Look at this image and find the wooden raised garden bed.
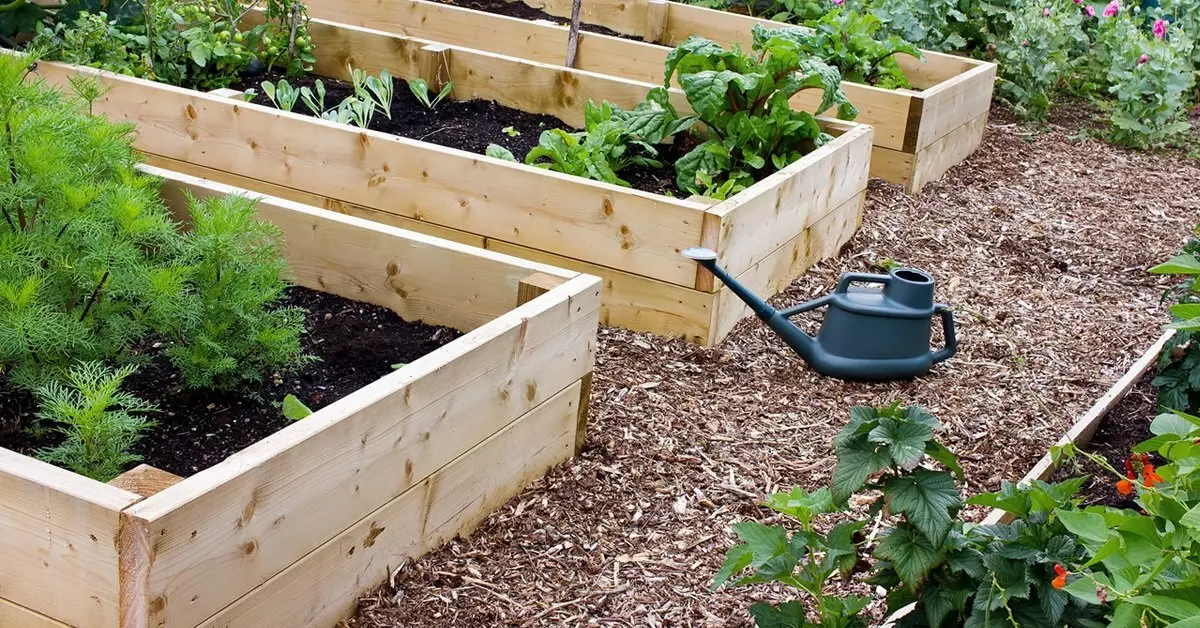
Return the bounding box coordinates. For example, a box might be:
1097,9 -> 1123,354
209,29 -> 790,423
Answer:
0,166 -> 601,628
302,0 -> 996,193
980,329 -> 1175,525
20,22 -> 873,347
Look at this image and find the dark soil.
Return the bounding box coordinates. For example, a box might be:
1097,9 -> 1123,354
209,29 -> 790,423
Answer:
430,0 -> 629,38
1049,373 -> 1160,508
229,72 -> 681,195
0,287 -> 460,477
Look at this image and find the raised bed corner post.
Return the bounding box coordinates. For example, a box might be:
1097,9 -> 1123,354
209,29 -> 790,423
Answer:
516,272 -> 594,455
644,0 -> 669,43
418,43 -> 452,94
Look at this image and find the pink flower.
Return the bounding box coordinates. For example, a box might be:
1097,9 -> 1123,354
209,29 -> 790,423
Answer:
1154,18 -> 1168,39
1103,0 -> 1119,17
1022,39 -> 1031,46
1139,53 -> 1150,64
1086,5 -> 1096,15
1043,7 -> 1051,15
1073,0 -> 1081,3
831,0 -> 844,4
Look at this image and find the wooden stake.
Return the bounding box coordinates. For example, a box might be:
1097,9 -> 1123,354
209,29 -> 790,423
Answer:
417,43 -> 452,93
643,0 -> 669,43
517,272 -> 568,306
108,464 -> 183,499
565,0 -> 582,68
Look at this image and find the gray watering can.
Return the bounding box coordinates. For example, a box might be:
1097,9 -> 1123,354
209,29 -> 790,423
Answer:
683,248 -> 957,381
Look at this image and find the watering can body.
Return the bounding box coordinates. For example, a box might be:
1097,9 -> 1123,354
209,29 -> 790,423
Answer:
683,249 -> 957,381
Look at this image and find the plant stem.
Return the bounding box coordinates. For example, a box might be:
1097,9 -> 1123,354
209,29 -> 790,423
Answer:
79,270 -> 111,322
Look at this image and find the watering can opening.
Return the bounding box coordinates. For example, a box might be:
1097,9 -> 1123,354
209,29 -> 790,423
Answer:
891,269 -> 933,285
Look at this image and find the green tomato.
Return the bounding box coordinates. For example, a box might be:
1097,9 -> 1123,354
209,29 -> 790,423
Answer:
233,32 -> 244,43
267,46 -> 279,57
218,30 -> 229,40
296,36 -> 310,47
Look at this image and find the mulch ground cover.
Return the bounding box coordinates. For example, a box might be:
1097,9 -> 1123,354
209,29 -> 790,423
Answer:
0,288 -> 460,477
344,102 -> 1200,627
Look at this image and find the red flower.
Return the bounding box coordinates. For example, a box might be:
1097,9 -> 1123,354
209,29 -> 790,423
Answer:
1143,463 -> 1163,488
1116,478 -> 1135,495
1052,564 -> 1068,589
1097,586 -> 1108,603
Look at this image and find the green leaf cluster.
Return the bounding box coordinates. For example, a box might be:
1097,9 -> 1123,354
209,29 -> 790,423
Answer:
490,88 -> 695,188
32,360 -> 156,481
1150,227 -> 1200,414
991,1 -> 1088,121
27,0 -> 316,91
763,9 -> 925,89
665,26 -> 857,198
2,54 -> 313,472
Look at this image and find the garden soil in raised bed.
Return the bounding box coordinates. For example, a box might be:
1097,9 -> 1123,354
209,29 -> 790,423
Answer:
0,288 -> 460,477
346,103 -> 1200,627
1049,373 -> 1158,508
229,72 -> 681,196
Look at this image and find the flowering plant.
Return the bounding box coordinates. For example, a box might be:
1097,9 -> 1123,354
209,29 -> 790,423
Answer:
993,0 -> 1088,120
1096,11 -> 1196,147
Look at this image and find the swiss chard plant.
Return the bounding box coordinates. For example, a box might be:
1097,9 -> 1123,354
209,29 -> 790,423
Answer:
488,87 -> 695,187
756,10 -> 925,89
664,26 -> 857,199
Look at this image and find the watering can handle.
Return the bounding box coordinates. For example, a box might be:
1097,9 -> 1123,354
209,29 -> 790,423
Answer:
835,273 -> 891,294
931,304 -> 958,364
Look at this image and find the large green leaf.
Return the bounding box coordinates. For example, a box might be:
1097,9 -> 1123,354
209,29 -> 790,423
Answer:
884,469 -> 961,543
869,417 -> 932,470
711,543 -> 753,590
925,441 -> 964,480
1055,510 -> 1109,544
831,434 -> 893,504
875,523 -> 944,586
680,70 -> 742,120
1150,254 -> 1200,275
762,486 -> 836,525
1124,595 -> 1200,620
749,601 -> 808,628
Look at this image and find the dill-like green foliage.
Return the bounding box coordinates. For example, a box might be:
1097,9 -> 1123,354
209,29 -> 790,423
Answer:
163,192 -> 316,390
33,361 -> 157,481
0,54 -> 183,388
2,51 -> 313,400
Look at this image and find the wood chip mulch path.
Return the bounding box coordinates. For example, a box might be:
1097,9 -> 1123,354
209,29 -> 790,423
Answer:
347,107 -> 1200,627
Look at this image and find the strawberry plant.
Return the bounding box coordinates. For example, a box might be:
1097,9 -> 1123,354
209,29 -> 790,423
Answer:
663,26 -> 856,199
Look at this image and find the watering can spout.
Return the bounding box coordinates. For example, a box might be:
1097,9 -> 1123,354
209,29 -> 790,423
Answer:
682,247 -> 820,361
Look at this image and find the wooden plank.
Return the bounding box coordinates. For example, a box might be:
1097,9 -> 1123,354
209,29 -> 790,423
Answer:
518,272 -> 570,305
108,464 -> 183,499
711,190 -> 864,343
0,597 -> 71,628
895,51 -> 983,90
913,61 -> 997,152
979,330 -> 1175,525
708,123 -> 872,284
868,145 -> 915,188
196,378 -> 584,628
303,0 -> 669,84
486,239 -> 714,344
298,15 -> 689,130
149,166 -> 578,331
143,155 -> 488,248
0,449 -> 140,628
910,111 -> 989,194
28,60 -> 706,289
575,372 -> 595,453
301,0 -> 916,151
119,274 -> 601,628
